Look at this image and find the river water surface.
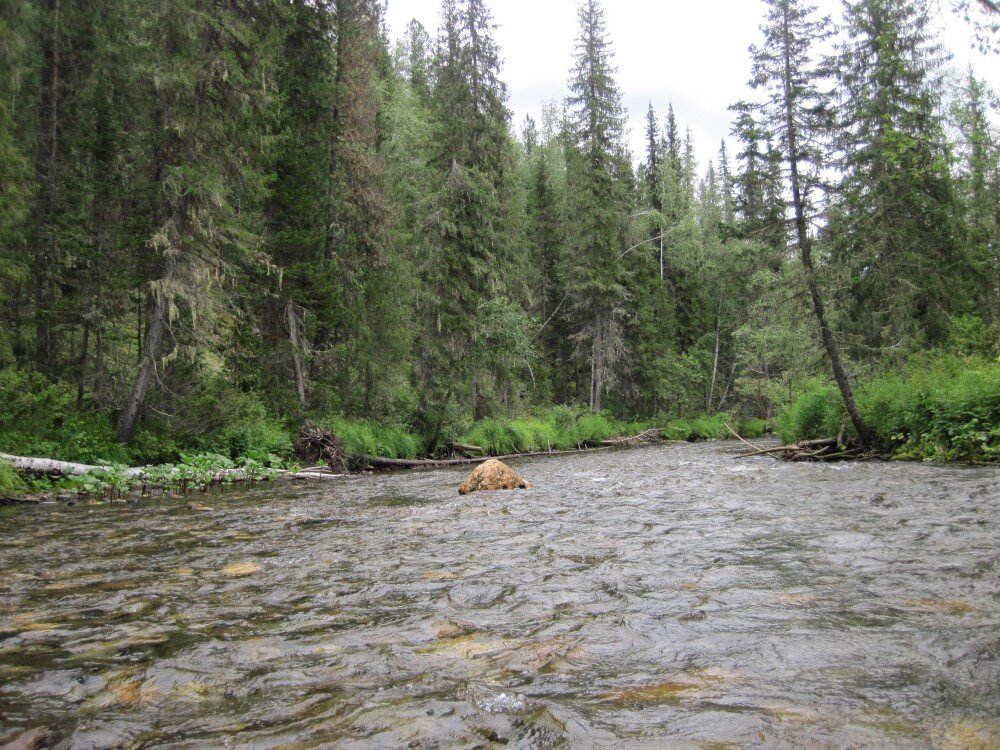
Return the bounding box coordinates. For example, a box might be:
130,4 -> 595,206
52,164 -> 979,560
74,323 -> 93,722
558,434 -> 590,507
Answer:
1,442 -> 998,749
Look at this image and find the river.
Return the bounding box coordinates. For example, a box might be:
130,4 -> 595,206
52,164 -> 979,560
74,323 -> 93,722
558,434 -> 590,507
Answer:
1,442 -> 998,748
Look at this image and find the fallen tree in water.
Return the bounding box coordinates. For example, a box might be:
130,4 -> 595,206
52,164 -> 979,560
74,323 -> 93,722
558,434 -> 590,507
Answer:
734,437 -> 868,462
0,451 -> 345,504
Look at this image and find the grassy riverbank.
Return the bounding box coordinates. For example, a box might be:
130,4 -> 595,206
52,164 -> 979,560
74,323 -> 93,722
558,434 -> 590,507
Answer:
779,355 -> 1000,463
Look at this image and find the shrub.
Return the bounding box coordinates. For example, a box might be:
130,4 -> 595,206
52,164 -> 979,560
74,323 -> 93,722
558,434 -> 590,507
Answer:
0,367 -> 130,464
689,414 -> 727,440
779,384 -> 845,443
659,419 -> 688,441
575,413 -> 618,444
737,417 -> 768,439
778,357 -> 1000,461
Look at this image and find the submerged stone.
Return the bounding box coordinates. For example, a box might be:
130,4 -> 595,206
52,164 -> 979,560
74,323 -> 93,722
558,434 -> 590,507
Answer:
221,562 -> 260,577
458,459 -> 530,495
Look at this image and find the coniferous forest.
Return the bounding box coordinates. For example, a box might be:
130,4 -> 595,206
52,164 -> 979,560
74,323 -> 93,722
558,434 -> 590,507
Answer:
1,0 -> 999,483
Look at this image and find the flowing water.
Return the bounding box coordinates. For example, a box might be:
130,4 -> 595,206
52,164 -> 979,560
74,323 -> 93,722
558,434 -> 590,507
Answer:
1,442 -> 998,749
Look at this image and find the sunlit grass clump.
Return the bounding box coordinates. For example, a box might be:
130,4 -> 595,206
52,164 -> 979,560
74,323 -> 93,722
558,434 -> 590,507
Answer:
324,418 -> 419,460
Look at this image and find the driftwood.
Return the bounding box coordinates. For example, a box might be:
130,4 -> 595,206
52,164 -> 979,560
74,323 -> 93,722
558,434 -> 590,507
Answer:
602,428 -> 662,447
296,422 -> 348,471
736,436 -> 864,462
447,441 -> 485,455
0,452 -> 343,489
362,444 -> 617,470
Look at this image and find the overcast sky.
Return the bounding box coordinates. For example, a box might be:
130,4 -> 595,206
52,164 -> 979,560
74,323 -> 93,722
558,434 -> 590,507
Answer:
384,0 -> 998,170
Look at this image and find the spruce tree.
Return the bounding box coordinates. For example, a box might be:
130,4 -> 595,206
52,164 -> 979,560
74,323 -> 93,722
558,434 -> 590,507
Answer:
750,0 -> 874,445
952,72 -> 1000,321
117,0 -> 277,441
419,0 -> 515,429
832,0 -> 969,350
564,0 -> 629,412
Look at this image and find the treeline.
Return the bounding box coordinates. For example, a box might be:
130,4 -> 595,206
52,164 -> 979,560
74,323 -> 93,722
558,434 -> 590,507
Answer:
0,0 -> 997,461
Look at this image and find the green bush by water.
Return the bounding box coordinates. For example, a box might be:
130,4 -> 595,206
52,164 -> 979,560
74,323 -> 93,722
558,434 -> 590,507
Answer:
779,357 -> 1000,462
325,418 -> 419,460
0,368 -> 131,465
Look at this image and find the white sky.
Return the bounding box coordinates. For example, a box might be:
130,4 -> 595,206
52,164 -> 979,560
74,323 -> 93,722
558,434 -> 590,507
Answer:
385,0 -> 999,169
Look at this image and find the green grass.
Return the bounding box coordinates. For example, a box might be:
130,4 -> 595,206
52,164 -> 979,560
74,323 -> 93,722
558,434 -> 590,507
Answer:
0,461 -> 26,495
324,418 -> 419,460
457,410 -> 645,456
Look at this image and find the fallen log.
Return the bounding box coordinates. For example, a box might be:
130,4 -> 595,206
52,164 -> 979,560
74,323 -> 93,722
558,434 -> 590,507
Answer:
364,455 -> 485,468
602,428 -> 662,447
736,444 -> 799,458
0,453 -> 146,478
0,452 -> 339,485
362,444 -> 617,470
448,442 -> 484,454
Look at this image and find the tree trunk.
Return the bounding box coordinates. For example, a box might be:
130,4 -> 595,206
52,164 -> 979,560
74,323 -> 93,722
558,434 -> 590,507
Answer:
117,260 -> 173,442
708,298 -> 722,410
592,307 -> 604,412
780,11 -> 874,447
471,374 -> 481,421
76,319 -> 90,409
286,299 -> 306,407
32,0 -> 62,375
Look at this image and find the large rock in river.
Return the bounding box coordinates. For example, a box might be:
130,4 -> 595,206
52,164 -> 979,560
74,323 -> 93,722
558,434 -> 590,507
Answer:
458,459 -> 530,495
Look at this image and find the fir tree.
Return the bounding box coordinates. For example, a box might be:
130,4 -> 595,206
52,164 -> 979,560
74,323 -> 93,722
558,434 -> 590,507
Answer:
952,72 -> 1000,320
832,0 -> 969,349
564,0 -> 629,412
419,0 -> 515,432
117,0 -> 277,441
750,0 -> 874,444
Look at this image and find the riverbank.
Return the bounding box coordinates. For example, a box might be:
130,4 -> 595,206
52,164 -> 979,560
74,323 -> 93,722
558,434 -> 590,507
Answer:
779,355 -> 1000,464
0,406 -> 769,504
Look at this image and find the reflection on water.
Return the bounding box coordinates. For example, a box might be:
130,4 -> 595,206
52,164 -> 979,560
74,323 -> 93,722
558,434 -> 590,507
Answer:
1,442 -> 998,748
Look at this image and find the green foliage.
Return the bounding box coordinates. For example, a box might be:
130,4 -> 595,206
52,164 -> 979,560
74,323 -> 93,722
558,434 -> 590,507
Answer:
0,0 -> 992,470
737,417 -> 768,439
458,409 -> 641,456
860,357 -> 1000,462
780,355 -> 1000,462
688,414 -> 728,440
0,461 -> 26,495
459,418 -> 532,456
0,368 -> 130,464
778,382 -> 846,443
662,420 -> 693,441
325,418 -> 419,460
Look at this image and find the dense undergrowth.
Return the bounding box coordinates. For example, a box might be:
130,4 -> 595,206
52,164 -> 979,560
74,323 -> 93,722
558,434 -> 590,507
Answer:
779,354 -> 1000,462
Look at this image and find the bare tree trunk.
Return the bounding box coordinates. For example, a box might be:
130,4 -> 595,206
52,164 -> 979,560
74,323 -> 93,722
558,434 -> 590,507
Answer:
286,299 -> 306,407
76,320 -> 90,409
33,0 -> 61,375
716,362 -> 738,411
592,308 -> 604,412
708,299 -> 722,411
780,11 -> 874,446
471,374 -> 481,421
117,260 -> 173,443
94,317 -> 104,406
